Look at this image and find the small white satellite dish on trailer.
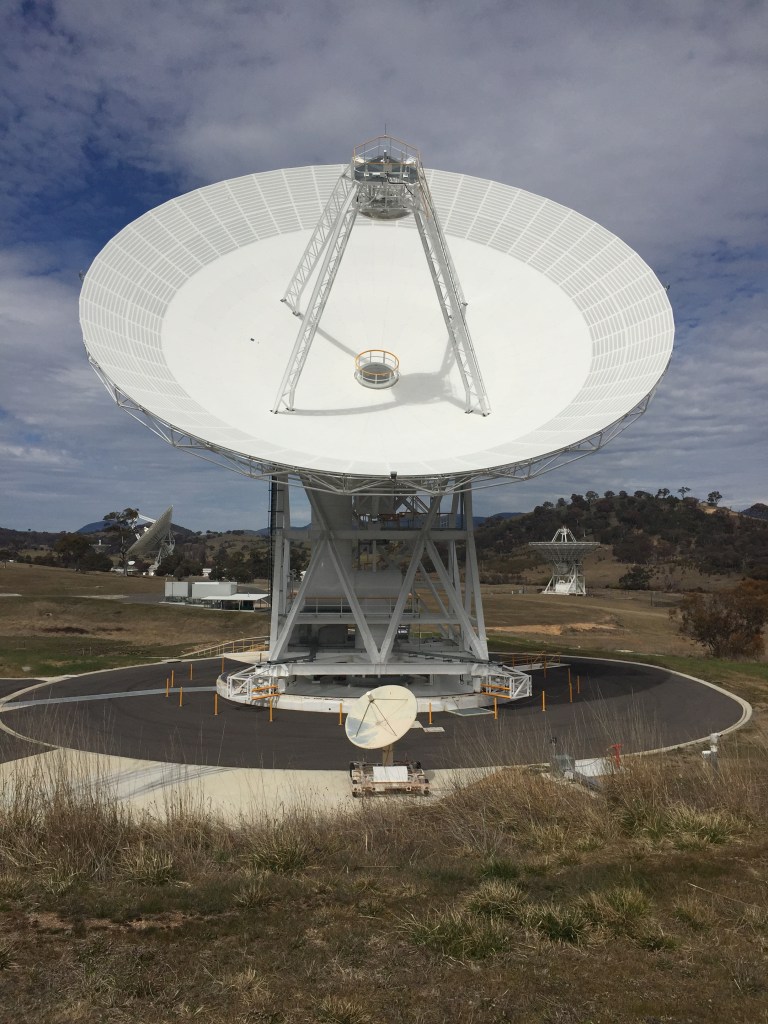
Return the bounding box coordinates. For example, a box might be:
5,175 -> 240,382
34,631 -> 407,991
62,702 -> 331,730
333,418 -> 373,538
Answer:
345,684 -> 428,796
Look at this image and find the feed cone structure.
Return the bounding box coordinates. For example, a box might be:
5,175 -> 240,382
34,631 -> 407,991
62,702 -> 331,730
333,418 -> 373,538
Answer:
80,136 -> 674,713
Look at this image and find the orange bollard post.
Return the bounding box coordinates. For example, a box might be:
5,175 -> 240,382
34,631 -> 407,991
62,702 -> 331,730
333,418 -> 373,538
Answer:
577,675 -> 581,695
339,702 -> 343,726
179,686 -> 183,708
494,696 -> 498,720
214,692 -> 219,716
569,681 -> 573,703
165,678 -> 169,698
171,668 -> 175,689
428,702 -> 432,725
189,663 -> 193,680
541,690 -> 546,712
269,696 -> 273,723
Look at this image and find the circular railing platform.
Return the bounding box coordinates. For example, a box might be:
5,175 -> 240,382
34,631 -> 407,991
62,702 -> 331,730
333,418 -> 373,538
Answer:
355,349 -> 400,389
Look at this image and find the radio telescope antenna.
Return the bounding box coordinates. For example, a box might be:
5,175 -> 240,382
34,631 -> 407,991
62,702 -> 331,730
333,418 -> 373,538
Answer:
529,526 -> 600,596
80,133 -> 674,716
126,505 -> 175,575
275,136 -> 490,416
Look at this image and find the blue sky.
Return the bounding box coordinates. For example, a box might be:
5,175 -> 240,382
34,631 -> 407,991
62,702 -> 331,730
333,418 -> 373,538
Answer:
1,0 -> 766,532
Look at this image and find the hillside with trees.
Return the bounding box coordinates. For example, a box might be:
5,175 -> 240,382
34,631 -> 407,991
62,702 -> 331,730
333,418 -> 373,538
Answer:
4,490 -> 768,587
475,490 -> 768,585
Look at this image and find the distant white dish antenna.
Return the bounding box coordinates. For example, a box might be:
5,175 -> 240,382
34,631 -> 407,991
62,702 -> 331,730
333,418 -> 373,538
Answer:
345,684 -> 418,750
127,505 -> 175,575
529,526 -> 600,596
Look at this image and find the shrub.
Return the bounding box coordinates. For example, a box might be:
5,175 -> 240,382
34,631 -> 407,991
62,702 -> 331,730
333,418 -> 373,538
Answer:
672,582 -> 768,658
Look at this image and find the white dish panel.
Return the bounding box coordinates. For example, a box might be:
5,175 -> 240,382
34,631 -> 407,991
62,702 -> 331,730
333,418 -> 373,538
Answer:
345,685 -> 419,749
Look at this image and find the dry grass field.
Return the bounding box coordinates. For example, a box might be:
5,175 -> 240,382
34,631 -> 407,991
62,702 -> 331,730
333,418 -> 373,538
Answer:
483,588 -> 692,656
0,563 -> 758,679
0,745 -> 767,1023
0,564 -> 268,676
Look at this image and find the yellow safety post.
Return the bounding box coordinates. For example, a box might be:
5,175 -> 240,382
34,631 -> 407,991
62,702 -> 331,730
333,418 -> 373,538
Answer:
428,702 -> 432,725
338,702 -> 343,726
165,678 -> 169,698
494,696 -> 498,720
179,686 -> 183,708
577,675 -> 581,695
541,690 -> 546,712
189,663 -> 193,680
569,680 -> 573,703
171,668 -> 175,688
214,692 -> 219,716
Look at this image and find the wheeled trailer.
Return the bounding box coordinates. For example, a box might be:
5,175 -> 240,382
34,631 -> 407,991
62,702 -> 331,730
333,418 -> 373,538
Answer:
349,760 -> 430,797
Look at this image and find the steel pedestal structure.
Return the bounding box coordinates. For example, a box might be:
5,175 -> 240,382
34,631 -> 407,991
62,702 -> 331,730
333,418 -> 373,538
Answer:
219,478 -> 531,711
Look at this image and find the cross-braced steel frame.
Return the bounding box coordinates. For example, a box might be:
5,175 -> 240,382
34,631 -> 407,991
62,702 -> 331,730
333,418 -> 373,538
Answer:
267,480 -> 487,668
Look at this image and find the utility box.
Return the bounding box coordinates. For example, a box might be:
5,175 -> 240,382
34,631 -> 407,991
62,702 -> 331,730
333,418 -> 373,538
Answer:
190,581 -> 237,599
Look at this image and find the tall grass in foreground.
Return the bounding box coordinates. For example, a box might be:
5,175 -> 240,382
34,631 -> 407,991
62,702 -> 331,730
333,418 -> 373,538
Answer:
1,736 -> 764,892
1,742 -> 767,1021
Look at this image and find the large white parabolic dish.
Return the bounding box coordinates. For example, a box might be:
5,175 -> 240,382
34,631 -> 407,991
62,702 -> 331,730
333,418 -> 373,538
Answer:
80,164 -> 673,490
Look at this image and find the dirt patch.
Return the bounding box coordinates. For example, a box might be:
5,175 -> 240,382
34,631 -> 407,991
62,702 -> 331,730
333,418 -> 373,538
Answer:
490,620 -> 619,636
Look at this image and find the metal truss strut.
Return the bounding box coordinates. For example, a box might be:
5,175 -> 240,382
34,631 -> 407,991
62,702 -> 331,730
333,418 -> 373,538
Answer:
272,145 -> 491,417
272,184 -> 360,413
411,166 -> 490,415
281,172 -> 357,314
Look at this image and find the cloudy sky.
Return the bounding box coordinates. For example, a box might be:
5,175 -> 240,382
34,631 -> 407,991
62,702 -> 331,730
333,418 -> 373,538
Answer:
1,0 -> 766,532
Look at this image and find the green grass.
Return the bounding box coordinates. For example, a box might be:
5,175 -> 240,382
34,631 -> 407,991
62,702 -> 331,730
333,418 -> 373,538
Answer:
0,634 -> 176,677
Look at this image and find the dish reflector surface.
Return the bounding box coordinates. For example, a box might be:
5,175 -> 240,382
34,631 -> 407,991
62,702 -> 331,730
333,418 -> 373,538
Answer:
127,506 -> 173,558
345,685 -> 418,749
80,165 -> 673,484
